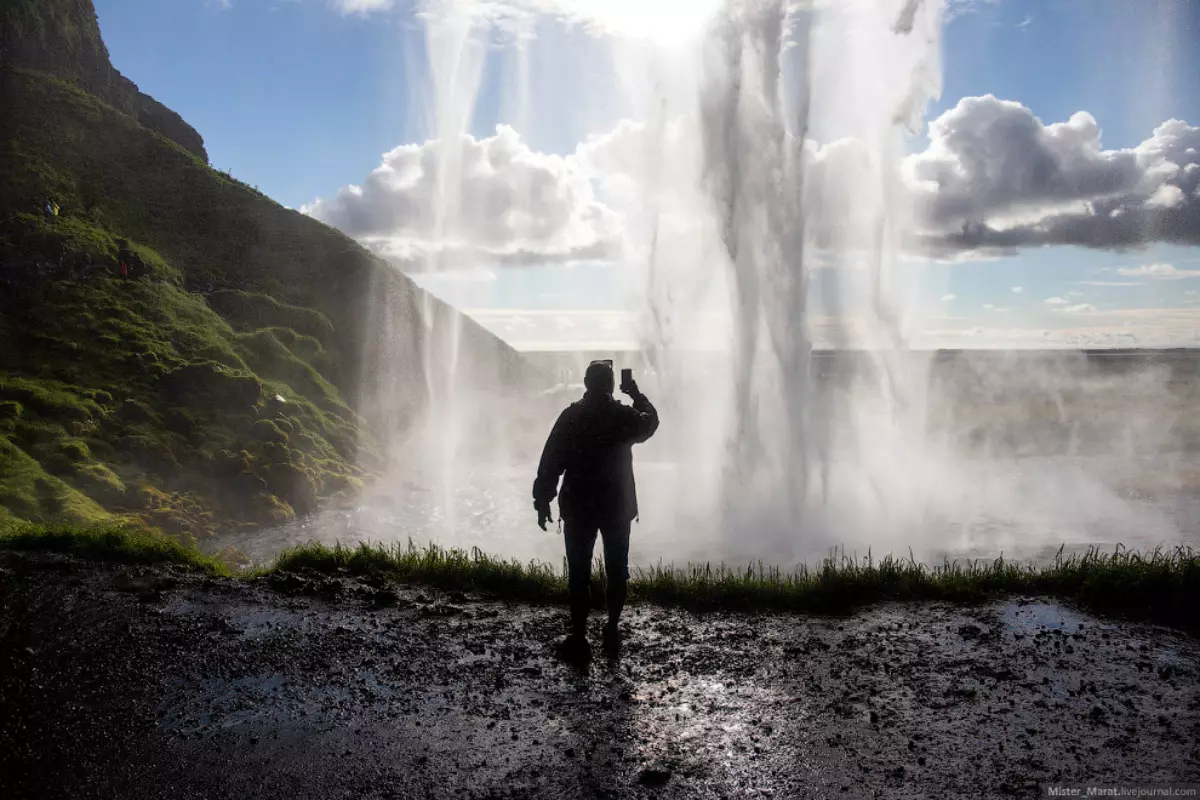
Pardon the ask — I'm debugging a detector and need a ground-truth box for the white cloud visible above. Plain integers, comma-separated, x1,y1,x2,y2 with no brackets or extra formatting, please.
303,125,624,269
1115,263,1200,280
1011,286,1023,293
1043,297,1097,314
1076,280,1146,287
308,89,1198,275
907,97,1200,255
940,294,956,301
331,0,392,13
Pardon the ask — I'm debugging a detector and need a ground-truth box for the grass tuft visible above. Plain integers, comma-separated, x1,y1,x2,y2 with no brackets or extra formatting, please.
0,521,229,575
270,541,566,602
627,545,1199,628
1,525,1196,630
265,539,1199,630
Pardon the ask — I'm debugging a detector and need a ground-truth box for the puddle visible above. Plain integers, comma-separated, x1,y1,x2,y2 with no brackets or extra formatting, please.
999,599,1108,633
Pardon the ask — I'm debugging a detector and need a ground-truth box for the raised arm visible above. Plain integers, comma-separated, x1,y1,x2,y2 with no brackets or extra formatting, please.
620,386,659,444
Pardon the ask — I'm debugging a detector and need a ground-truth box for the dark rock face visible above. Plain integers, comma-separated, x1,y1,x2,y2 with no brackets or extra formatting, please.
0,0,208,161
133,93,207,162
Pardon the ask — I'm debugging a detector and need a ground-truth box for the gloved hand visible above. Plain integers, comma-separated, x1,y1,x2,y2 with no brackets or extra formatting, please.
619,377,639,396
536,501,554,531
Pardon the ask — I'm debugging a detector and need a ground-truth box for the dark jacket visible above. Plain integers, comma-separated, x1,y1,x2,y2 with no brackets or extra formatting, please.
533,390,659,524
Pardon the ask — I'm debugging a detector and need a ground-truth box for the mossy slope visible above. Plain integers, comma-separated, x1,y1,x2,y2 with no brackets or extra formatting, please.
0,223,369,533
0,2,535,535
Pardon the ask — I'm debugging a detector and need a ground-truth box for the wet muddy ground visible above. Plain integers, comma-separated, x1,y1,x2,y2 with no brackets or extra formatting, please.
1,551,1198,799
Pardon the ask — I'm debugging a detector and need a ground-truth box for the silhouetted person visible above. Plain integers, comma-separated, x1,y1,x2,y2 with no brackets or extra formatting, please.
533,359,659,658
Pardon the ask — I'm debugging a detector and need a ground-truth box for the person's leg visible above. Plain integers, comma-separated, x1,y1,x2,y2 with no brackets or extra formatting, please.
599,520,631,631
563,518,598,638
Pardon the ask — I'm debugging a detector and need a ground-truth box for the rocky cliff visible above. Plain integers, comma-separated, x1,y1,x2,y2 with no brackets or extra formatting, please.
1,0,208,161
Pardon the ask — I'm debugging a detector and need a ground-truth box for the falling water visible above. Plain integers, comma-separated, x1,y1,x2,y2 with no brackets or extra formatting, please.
624,0,952,556
221,0,1197,567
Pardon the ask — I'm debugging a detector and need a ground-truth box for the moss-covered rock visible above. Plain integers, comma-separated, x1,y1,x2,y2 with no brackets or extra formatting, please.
208,290,334,346
251,418,289,444
262,461,318,516
59,438,89,461
0,376,99,422
116,399,160,425
72,461,126,505
322,473,364,509
0,435,107,525
162,363,261,409
0,400,23,420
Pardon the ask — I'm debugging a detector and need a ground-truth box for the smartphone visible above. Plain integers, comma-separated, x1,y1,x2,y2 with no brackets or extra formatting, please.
620,368,633,387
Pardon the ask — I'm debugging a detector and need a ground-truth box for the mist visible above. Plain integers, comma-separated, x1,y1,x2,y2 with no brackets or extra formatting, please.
217,0,1199,570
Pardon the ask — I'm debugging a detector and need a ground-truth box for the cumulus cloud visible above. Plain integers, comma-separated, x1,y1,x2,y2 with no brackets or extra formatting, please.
308,91,1196,273
1115,263,1200,280
1011,286,1023,293
303,125,624,269
908,96,1200,256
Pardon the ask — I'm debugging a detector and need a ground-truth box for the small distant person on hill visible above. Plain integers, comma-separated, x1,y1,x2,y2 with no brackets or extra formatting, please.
43,200,59,220
533,359,659,659
115,239,146,280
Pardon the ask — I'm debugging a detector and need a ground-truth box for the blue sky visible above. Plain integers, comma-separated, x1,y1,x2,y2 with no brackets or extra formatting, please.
93,0,1200,349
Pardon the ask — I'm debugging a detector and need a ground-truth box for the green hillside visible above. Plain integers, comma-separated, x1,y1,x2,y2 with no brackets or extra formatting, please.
0,3,533,537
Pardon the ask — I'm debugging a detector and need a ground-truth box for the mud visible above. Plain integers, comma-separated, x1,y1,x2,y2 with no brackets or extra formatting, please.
1,551,1198,799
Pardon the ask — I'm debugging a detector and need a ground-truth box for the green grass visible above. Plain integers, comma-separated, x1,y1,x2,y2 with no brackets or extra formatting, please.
3,525,1196,629
630,546,1199,625
0,521,228,575
271,540,568,601
269,540,1199,629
